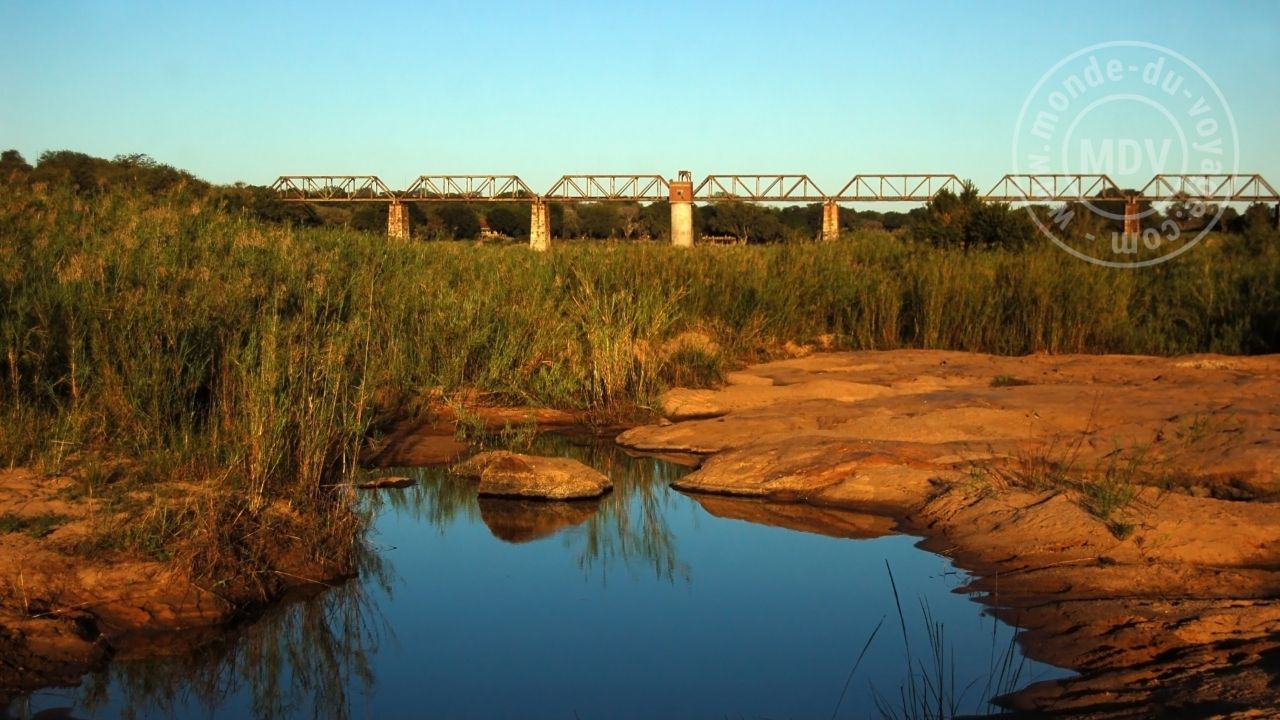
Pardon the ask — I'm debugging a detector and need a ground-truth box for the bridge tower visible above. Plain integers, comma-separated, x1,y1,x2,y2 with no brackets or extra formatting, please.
388,202,410,241
1122,195,1140,238
670,170,694,247
529,198,551,251
821,200,839,241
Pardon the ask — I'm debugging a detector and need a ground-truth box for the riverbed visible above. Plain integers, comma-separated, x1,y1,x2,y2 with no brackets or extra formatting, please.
10,434,1066,719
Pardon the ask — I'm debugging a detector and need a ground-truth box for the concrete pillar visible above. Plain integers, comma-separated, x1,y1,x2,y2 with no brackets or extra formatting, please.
529,198,551,251
670,170,694,247
387,202,410,241
1122,198,1140,238
821,200,840,242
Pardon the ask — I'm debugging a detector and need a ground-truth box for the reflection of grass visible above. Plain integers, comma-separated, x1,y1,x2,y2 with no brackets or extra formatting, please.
452,411,540,451
989,374,1031,388
449,403,488,444
77,543,389,720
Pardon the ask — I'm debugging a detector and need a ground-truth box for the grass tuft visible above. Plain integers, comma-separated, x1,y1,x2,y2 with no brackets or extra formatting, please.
0,512,70,539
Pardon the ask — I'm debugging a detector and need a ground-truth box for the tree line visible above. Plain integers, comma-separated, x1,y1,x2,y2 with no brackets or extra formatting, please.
2,149,1274,246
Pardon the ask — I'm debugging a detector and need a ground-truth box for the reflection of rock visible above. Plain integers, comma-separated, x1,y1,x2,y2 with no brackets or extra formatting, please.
620,447,703,468
356,476,415,490
454,452,612,500
690,494,893,540
477,497,600,543
0,614,108,698
362,407,584,468
362,423,468,467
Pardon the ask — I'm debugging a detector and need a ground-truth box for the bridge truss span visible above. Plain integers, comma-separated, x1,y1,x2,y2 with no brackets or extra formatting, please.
543,175,670,202
270,176,397,202
831,174,965,202
985,174,1122,203
401,175,535,202
694,175,826,202
1138,174,1280,202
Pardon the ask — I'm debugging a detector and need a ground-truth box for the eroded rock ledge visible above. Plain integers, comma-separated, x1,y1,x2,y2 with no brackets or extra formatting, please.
617,349,1280,718
0,467,353,698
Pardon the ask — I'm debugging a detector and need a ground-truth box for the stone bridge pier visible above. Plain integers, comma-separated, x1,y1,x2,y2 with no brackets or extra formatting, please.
670,170,694,247
529,198,551,251
388,202,410,241
1123,197,1140,237
821,200,839,241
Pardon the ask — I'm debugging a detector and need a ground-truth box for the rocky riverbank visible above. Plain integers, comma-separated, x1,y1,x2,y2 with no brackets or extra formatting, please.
618,349,1280,717
0,468,355,698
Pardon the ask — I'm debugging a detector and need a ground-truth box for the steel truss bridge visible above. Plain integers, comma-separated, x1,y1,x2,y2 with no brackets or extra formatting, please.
271,172,1279,204
271,171,1280,245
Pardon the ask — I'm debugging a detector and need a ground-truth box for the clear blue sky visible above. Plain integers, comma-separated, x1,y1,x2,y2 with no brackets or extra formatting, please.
2,0,1277,193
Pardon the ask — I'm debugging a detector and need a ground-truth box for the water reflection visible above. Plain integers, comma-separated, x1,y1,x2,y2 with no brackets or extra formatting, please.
12,432,1071,720
477,497,599,544
551,434,690,583
369,432,692,582
11,542,390,720
691,494,896,540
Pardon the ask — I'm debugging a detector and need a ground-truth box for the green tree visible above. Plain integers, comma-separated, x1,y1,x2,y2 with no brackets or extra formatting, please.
437,205,481,239
638,201,670,241
778,204,821,237
0,149,32,182
486,205,527,238
910,181,1034,249
31,150,106,191
350,204,388,234
27,150,203,196
1165,193,1220,232
707,200,755,243
576,203,617,238
111,153,200,194
554,204,580,238
615,202,643,240
1232,202,1274,235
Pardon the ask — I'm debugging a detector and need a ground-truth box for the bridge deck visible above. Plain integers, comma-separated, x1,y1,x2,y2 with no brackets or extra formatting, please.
271,173,1280,204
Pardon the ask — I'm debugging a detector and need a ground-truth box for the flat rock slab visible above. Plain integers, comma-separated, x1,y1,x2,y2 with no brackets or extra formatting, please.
619,349,1280,496
356,476,416,490
454,451,612,500
670,437,950,515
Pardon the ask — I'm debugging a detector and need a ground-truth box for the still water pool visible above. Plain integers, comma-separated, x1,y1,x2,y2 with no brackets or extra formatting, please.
15,434,1068,719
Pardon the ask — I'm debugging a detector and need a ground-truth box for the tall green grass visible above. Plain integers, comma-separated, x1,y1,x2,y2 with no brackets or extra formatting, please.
1,183,1276,577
